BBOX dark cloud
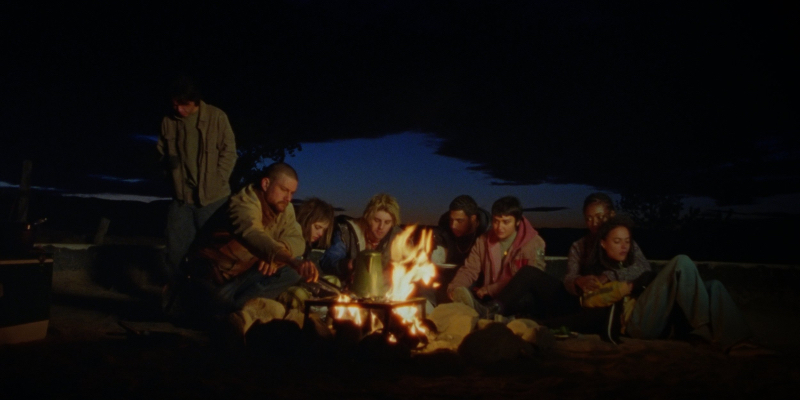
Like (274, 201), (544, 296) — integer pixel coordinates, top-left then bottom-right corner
(2, 1), (796, 205)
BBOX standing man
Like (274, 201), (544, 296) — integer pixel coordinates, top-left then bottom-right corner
(157, 76), (237, 284)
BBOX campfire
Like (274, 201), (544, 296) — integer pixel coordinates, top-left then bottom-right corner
(304, 225), (437, 346)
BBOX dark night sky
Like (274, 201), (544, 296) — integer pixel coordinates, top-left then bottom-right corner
(1, 1), (797, 225)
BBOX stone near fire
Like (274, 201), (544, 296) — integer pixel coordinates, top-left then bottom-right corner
(428, 303), (478, 334)
(238, 298), (287, 334)
(284, 308), (305, 329)
(506, 318), (555, 353)
(303, 313), (334, 340)
(506, 319), (540, 342)
(245, 319), (304, 360)
(458, 322), (534, 364)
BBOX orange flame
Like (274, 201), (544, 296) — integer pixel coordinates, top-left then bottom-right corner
(329, 225), (437, 340)
(386, 225), (437, 335)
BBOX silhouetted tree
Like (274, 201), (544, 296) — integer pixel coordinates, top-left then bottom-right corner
(616, 193), (687, 231)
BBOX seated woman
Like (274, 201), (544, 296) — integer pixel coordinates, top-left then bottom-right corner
(564, 192), (652, 297)
(551, 215), (753, 352)
(318, 193), (402, 283)
(295, 197), (335, 268)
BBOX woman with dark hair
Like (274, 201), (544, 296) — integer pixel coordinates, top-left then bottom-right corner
(564, 193), (652, 297)
(568, 215), (754, 352)
(295, 197), (335, 265)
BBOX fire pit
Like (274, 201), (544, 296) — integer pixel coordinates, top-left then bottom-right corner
(303, 225), (438, 345)
(303, 296), (427, 338)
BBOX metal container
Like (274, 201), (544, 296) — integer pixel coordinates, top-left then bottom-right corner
(351, 250), (386, 299)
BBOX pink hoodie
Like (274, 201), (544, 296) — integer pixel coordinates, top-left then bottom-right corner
(447, 216), (546, 297)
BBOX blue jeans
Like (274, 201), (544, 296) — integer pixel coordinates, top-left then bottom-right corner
(165, 197), (227, 282)
(626, 255), (751, 350)
(215, 266), (301, 312)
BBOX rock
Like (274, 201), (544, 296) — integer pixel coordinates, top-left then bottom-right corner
(284, 308), (305, 329)
(428, 303), (477, 335)
(505, 318), (555, 352)
(239, 298), (287, 334)
(458, 322), (534, 364)
(303, 313), (334, 340)
(506, 318), (540, 342)
(246, 319), (304, 359)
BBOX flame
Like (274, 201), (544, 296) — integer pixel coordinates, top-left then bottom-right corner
(386, 225), (437, 335)
(328, 225), (437, 341)
(333, 294), (363, 325)
(387, 226), (437, 301)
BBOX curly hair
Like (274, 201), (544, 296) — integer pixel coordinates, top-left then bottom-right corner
(583, 192), (615, 214)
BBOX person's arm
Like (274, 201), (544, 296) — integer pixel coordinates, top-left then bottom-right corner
(602, 241), (651, 283)
(215, 112), (237, 182)
(229, 190), (296, 263)
(447, 239), (483, 298)
(156, 118), (174, 171)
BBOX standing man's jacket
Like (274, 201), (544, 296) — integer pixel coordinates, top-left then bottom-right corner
(157, 101), (237, 206)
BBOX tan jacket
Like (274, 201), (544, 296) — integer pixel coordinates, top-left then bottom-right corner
(192, 184), (305, 283)
(157, 101), (237, 206)
(229, 184), (306, 263)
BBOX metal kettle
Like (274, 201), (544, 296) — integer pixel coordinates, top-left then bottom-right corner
(351, 250), (386, 299)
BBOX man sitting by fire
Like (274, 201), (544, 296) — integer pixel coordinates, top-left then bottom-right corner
(447, 196), (546, 317)
(435, 195), (492, 266)
(174, 162), (318, 324)
(318, 193), (402, 286)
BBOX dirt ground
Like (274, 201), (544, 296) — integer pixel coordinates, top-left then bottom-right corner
(2, 262), (800, 399)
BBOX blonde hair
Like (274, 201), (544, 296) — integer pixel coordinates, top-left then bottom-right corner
(296, 197), (335, 248)
(361, 193), (401, 228)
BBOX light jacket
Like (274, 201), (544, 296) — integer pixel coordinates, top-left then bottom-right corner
(157, 101), (237, 206)
(229, 184), (306, 262)
(189, 184), (306, 283)
(447, 216), (546, 297)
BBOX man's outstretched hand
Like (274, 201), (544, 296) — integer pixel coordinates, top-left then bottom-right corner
(293, 260), (319, 282)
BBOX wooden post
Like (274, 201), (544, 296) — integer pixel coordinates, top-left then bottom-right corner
(15, 160), (32, 223)
(94, 217), (111, 245)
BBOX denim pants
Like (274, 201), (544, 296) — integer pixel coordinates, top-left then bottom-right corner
(165, 197), (228, 282)
(215, 266), (301, 312)
(626, 255), (752, 350)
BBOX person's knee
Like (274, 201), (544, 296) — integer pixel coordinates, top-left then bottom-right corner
(672, 254), (698, 274)
(706, 279), (723, 291)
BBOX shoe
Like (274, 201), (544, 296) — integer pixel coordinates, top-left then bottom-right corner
(600, 302), (622, 345)
(452, 287), (501, 319)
